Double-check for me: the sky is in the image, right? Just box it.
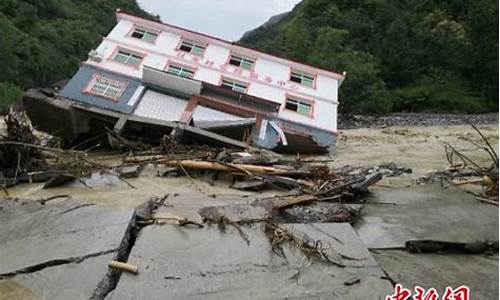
[137,0,301,41]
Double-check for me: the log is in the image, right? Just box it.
[159,160,283,174]
[271,194,318,209]
[108,261,139,274]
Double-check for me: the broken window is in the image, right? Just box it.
[229,54,255,70]
[290,70,315,87]
[285,97,312,116]
[178,40,206,56]
[221,79,248,93]
[130,26,159,43]
[166,64,195,79]
[113,49,143,67]
[87,75,127,100]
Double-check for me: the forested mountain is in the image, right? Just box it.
[240,0,499,113]
[0,1,497,114]
[0,0,154,108]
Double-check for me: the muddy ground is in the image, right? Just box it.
[0,113,498,299]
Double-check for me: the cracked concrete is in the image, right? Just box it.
[0,199,134,275]
[353,184,499,298]
[107,222,393,300]
[0,198,136,300]
[354,185,499,248]
[7,254,115,300]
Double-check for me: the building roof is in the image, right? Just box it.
[116,10,347,82]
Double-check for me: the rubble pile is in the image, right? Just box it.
[418,124,499,205]
[0,110,46,179]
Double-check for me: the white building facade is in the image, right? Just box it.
[61,10,346,153]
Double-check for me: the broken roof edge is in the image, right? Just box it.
[115,9,347,81]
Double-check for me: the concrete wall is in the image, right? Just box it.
[84,16,340,133]
[61,64,142,114]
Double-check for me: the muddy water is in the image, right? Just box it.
[4,124,498,207]
[5,168,285,209]
[333,124,499,176]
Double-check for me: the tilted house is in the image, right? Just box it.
[61,10,346,153]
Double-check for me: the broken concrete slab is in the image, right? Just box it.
[198,201,273,223]
[4,253,113,300]
[107,222,392,299]
[353,185,499,248]
[0,199,134,276]
[372,250,498,299]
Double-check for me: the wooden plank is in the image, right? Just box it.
[271,194,318,209]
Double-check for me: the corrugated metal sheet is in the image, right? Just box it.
[133,90,188,121]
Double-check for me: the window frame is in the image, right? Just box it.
[111,48,145,68]
[289,70,316,88]
[177,39,207,57]
[83,74,129,101]
[228,53,255,71]
[219,77,249,93]
[283,95,314,118]
[165,63,196,79]
[129,25,159,43]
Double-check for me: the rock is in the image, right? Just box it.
[117,165,142,179]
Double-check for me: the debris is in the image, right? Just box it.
[0,109,45,179]
[43,174,76,189]
[108,261,139,275]
[420,124,498,204]
[230,179,268,191]
[405,240,499,254]
[116,165,143,179]
[140,216,204,228]
[38,194,71,205]
[271,195,318,209]
[280,203,363,223]
[160,159,285,174]
[264,220,347,267]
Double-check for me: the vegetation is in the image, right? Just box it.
[240,0,498,114]
[0,0,154,109]
[0,0,497,114]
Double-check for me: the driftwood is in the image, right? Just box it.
[108,261,139,274]
[159,160,284,174]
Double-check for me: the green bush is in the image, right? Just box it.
[392,81,492,113]
[0,82,23,110]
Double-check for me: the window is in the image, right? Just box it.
[86,75,127,100]
[178,40,206,56]
[229,54,255,70]
[166,64,195,79]
[285,97,313,116]
[221,79,248,93]
[113,49,143,67]
[130,26,158,43]
[290,70,315,87]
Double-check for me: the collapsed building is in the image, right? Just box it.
[24,9,346,154]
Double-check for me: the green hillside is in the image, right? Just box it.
[0,0,154,109]
[240,0,499,114]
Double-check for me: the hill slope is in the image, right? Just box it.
[239,0,498,114]
[0,0,154,108]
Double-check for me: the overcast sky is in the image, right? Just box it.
[137,0,301,41]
